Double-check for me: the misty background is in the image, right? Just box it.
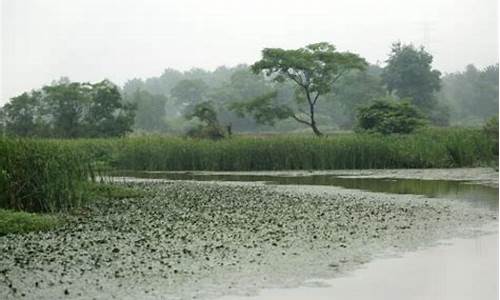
[1,0,498,133]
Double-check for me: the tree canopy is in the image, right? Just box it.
[2,79,135,138]
[248,42,368,135]
[438,64,499,125]
[356,97,425,135]
[382,42,441,110]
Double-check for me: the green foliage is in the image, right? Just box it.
[0,209,60,236]
[2,91,48,137]
[229,91,293,126]
[0,129,492,216]
[103,128,494,171]
[250,42,368,135]
[171,79,209,109]
[439,64,499,125]
[382,42,441,110]
[184,101,226,140]
[88,183,148,200]
[2,79,135,138]
[84,80,137,137]
[125,89,169,132]
[326,66,386,128]
[483,116,499,156]
[0,138,93,212]
[356,97,425,134]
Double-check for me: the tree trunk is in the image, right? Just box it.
[309,101,323,137]
[310,121,323,136]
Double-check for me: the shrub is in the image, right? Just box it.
[356,97,425,134]
[184,101,226,140]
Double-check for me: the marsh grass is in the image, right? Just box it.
[87,182,150,200]
[106,127,495,171]
[0,138,93,213]
[0,128,494,214]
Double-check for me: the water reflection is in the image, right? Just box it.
[111,171,499,211]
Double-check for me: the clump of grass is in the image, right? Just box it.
[0,138,93,213]
[0,209,60,236]
[88,182,149,200]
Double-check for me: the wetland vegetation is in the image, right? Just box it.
[0,180,496,299]
[0,6,498,298]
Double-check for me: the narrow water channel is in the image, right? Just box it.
[111,171,499,211]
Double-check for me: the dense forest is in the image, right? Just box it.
[0,42,498,137]
[120,43,498,135]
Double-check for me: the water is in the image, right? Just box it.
[219,225,499,300]
[111,171,499,210]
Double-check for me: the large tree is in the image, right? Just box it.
[2,79,135,138]
[125,89,169,132]
[439,64,499,125]
[171,79,209,110]
[2,91,49,137]
[247,42,367,136]
[84,80,136,137]
[324,65,386,129]
[382,42,441,109]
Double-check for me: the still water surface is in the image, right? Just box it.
[112,171,499,211]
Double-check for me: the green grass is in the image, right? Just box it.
[88,182,149,200]
[0,209,61,236]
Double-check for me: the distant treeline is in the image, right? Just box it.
[0,42,498,137]
[122,63,389,133]
[120,51,497,133]
[0,79,135,138]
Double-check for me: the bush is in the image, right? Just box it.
[184,101,226,140]
[185,124,226,140]
[356,97,425,134]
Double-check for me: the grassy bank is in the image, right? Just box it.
[0,128,495,212]
[99,127,495,171]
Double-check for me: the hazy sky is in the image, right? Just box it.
[1,0,498,104]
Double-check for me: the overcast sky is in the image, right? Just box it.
[1,0,498,104]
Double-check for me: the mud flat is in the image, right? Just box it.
[0,169,497,300]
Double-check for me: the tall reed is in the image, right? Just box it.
[106,128,495,171]
[0,138,93,212]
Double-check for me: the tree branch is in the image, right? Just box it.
[331,69,347,86]
[291,114,312,126]
[312,92,321,105]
